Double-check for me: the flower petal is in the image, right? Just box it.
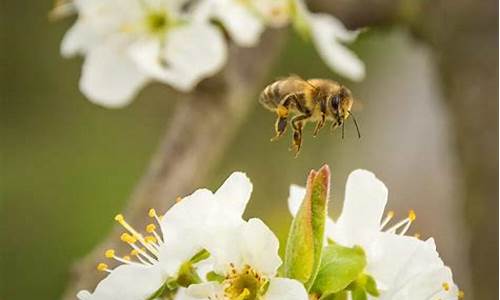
[332,170,388,247]
[214,1,265,47]
[386,266,458,300]
[78,264,164,300]
[288,184,306,216]
[80,44,149,107]
[264,278,308,300]
[130,23,226,92]
[310,13,365,81]
[61,21,99,57]
[159,189,217,274]
[187,282,224,299]
[239,218,282,276]
[214,172,252,216]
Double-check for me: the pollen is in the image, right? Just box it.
[146,224,156,233]
[148,208,157,218]
[97,263,109,272]
[442,282,450,291]
[175,196,183,203]
[123,255,131,261]
[408,209,416,221]
[145,235,157,243]
[387,210,395,218]
[121,233,137,244]
[114,214,125,223]
[458,290,465,298]
[130,249,139,256]
[105,249,115,258]
[413,233,421,239]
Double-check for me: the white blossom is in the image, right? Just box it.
[62,0,226,107]
[77,172,253,300]
[292,0,366,81]
[288,170,461,299]
[187,218,308,300]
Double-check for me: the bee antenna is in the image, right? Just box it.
[348,110,361,138]
[342,122,345,139]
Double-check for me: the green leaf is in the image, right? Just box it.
[311,243,367,296]
[284,165,330,289]
[351,286,368,300]
[364,274,380,297]
[206,271,225,283]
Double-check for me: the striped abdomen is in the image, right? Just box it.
[259,79,306,111]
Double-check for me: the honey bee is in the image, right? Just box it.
[259,76,360,155]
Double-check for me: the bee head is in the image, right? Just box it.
[330,87,353,119]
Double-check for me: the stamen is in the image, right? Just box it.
[148,208,164,229]
[176,196,182,203]
[399,210,416,235]
[120,233,156,264]
[458,290,464,299]
[130,248,151,265]
[104,248,138,265]
[380,210,395,229]
[115,213,159,256]
[146,223,163,243]
[385,209,416,235]
[414,233,421,239]
[97,263,111,273]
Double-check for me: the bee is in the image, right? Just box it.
[259,76,361,155]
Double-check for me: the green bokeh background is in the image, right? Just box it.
[1,0,489,299]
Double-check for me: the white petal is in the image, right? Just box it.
[187,282,224,299]
[333,170,388,247]
[287,184,306,216]
[214,172,253,216]
[61,21,99,57]
[80,264,165,300]
[310,13,365,81]
[159,189,217,274]
[386,266,458,300]
[130,24,226,92]
[80,44,149,107]
[214,1,265,47]
[174,287,203,300]
[240,218,282,276]
[264,278,308,300]
[366,233,423,290]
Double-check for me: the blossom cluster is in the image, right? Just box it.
[78,166,461,300]
[59,0,365,107]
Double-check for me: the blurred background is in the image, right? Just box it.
[1,0,497,300]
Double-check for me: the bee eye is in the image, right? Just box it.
[331,95,340,110]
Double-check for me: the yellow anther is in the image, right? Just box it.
[105,249,115,258]
[413,233,421,239]
[408,209,416,221]
[120,233,137,244]
[442,282,450,291]
[146,224,156,233]
[114,214,125,223]
[97,263,109,272]
[123,255,131,261]
[130,249,139,256]
[387,210,395,218]
[458,290,464,299]
[145,235,157,243]
[175,196,182,203]
[148,208,156,218]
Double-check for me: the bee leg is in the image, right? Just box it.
[313,115,326,137]
[291,114,311,155]
[271,114,288,141]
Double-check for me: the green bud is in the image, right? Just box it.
[284,165,330,289]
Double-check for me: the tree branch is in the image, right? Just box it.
[61,29,286,299]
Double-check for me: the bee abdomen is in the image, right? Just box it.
[259,81,283,110]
